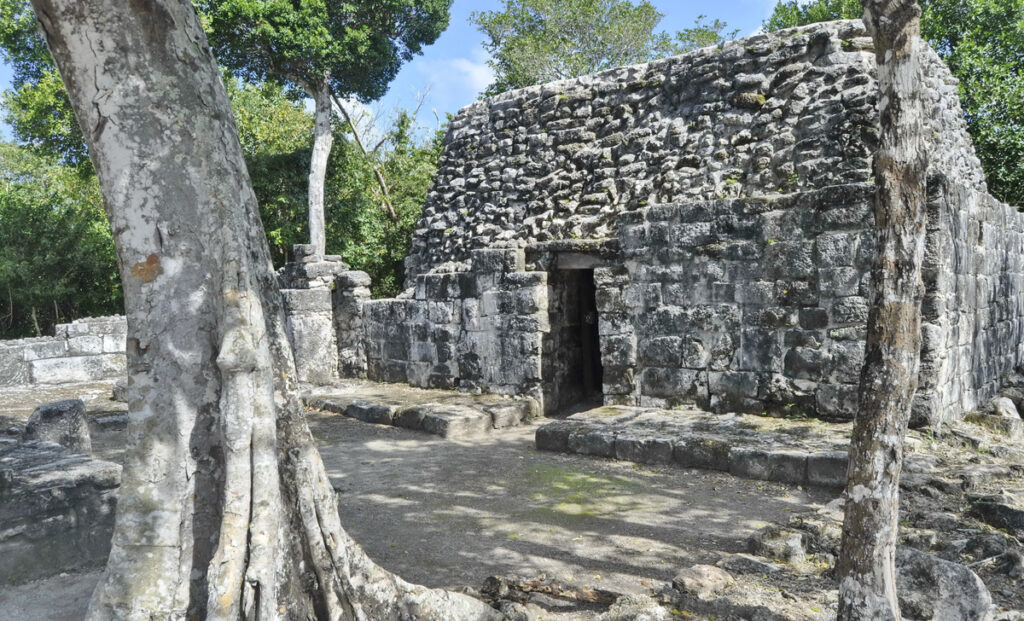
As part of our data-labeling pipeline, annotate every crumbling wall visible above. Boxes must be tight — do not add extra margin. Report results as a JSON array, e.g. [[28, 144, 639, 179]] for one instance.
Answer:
[[0, 316, 126, 388], [406, 21, 880, 281]]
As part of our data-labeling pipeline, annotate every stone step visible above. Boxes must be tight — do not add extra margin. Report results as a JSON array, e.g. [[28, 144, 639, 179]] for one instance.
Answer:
[[304, 380, 540, 440], [535, 406, 1023, 489]]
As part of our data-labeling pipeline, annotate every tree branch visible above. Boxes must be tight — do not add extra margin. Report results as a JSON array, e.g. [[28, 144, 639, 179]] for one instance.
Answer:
[[330, 94, 398, 223]]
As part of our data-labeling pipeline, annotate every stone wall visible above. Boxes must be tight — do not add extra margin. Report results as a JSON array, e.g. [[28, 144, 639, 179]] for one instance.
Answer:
[[363, 249, 548, 401], [611, 185, 875, 418], [0, 316, 126, 388], [375, 20, 1024, 423], [405, 21, 882, 281]]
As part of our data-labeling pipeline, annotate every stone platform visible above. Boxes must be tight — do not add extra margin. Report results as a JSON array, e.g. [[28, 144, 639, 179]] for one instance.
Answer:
[[0, 440, 121, 585], [536, 406, 1024, 490], [304, 379, 541, 440]]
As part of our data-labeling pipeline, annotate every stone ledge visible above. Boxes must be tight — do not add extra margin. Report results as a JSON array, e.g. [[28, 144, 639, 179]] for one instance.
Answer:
[[305, 379, 541, 440], [0, 441, 121, 585], [535, 406, 1024, 489]]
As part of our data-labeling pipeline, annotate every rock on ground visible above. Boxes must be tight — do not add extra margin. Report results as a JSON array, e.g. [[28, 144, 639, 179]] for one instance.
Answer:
[[672, 565, 734, 598], [896, 546, 992, 621], [23, 399, 90, 453], [596, 594, 671, 621]]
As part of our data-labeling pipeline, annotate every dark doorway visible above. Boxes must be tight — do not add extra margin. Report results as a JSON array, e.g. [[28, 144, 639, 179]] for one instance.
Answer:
[[542, 269, 604, 415]]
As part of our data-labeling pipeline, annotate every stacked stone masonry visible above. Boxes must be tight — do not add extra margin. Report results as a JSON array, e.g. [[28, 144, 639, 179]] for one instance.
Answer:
[[367, 19, 1024, 423], [0, 316, 126, 388]]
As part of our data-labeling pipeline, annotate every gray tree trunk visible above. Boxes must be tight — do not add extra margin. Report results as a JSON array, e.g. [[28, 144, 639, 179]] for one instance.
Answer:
[[308, 78, 332, 256], [837, 1, 929, 619], [28, 1, 503, 618]]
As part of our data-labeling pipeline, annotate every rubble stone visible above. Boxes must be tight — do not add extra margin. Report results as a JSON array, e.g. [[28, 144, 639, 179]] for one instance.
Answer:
[[23, 399, 90, 454]]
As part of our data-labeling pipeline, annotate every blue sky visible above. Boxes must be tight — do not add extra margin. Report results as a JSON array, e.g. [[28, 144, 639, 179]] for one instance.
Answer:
[[0, 0, 781, 140]]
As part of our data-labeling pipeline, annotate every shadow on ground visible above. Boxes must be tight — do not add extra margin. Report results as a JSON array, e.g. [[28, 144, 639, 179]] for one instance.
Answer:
[[311, 412, 835, 596]]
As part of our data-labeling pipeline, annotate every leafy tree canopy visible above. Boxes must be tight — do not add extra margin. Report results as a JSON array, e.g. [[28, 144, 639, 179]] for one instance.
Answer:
[[471, 0, 736, 95], [0, 142, 120, 337], [200, 0, 451, 99], [763, 0, 1024, 208]]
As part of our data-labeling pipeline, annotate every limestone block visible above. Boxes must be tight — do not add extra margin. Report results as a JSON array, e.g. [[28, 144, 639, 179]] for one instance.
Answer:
[[346, 400, 398, 426], [421, 405, 492, 439], [567, 427, 617, 457], [30, 355, 121, 384], [806, 451, 848, 487], [0, 347, 30, 387], [21, 339, 67, 361], [535, 422, 572, 452], [0, 442, 120, 584], [896, 547, 991, 621], [674, 437, 731, 472], [672, 564, 734, 599], [102, 333, 126, 353], [24, 399, 91, 453]]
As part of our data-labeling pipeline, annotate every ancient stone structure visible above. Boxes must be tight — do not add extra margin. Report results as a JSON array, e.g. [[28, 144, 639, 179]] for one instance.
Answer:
[[338, 20, 1023, 424], [0, 316, 126, 388]]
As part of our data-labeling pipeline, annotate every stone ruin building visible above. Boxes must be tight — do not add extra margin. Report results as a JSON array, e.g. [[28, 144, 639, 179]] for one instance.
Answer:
[[3, 20, 1022, 429], [276, 20, 1024, 427]]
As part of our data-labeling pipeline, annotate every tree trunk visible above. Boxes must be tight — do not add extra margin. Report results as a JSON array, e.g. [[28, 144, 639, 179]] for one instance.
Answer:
[[308, 78, 333, 256], [837, 1, 929, 619], [29, 1, 503, 619]]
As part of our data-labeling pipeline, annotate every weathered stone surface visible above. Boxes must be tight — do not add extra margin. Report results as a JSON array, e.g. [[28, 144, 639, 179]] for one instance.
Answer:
[[896, 547, 992, 621], [672, 565, 734, 598], [111, 378, 130, 403], [716, 553, 783, 575], [992, 397, 1019, 419], [965, 411, 1023, 441], [567, 427, 617, 458], [969, 493, 1024, 538], [614, 434, 673, 464], [421, 405, 492, 439], [346, 400, 398, 425], [806, 451, 847, 487], [23, 399, 90, 454], [595, 594, 671, 621], [0, 441, 120, 584], [747, 525, 806, 563]]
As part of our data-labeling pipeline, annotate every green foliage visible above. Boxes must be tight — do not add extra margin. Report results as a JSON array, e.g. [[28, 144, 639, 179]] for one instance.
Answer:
[[225, 76, 314, 266], [200, 0, 451, 100], [921, 0, 1024, 208], [471, 0, 736, 95], [762, 0, 860, 32], [763, 0, 1024, 208], [326, 113, 444, 297], [0, 0, 88, 166], [0, 143, 121, 337]]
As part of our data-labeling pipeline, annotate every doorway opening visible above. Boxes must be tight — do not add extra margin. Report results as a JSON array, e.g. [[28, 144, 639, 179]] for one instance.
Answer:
[[542, 269, 604, 416]]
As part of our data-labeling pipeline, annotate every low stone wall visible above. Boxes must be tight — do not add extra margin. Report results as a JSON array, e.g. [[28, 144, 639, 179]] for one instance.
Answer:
[[0, 316, 126, 388], [362, 248, 548, 400]]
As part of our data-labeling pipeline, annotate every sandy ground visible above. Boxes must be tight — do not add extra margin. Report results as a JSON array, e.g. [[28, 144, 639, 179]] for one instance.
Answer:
[[0, 404, 834, 619]]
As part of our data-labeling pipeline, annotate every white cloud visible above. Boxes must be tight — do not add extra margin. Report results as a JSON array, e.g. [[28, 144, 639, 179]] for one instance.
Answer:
[[414, 47, 495, 104], [447, 55, 496, 96]]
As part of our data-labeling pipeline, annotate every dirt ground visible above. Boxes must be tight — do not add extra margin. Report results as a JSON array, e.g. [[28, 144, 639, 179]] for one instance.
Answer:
[[0, 398, 835, 620]]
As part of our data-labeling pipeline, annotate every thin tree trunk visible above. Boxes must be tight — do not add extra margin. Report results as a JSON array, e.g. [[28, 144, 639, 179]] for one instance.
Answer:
[[29, 1, 503, 618], [309, 77, 332, 255], [837, 1, 929, 619]]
